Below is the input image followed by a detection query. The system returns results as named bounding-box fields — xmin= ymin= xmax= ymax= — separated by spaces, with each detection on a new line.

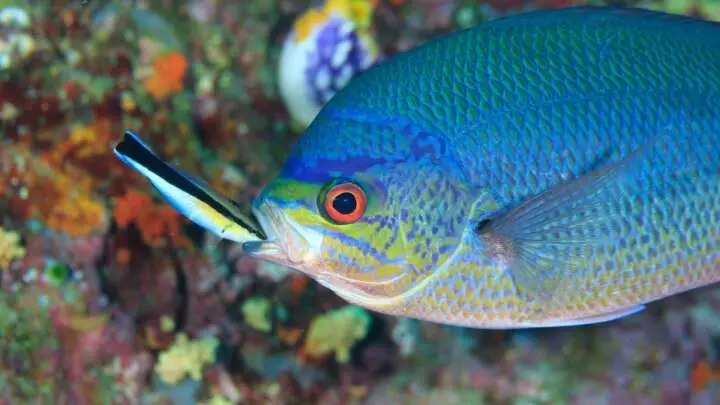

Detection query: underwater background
xmin=1 ymin=0 xmax=720 ymax=404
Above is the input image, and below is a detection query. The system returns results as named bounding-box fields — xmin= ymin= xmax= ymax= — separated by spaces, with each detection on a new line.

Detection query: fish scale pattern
xmin=276 ymin=8 xmax=720 ymax=326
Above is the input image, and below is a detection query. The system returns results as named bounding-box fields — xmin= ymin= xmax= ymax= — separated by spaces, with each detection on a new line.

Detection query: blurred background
xmin=1 ymin=0 xmax=720 ymax=404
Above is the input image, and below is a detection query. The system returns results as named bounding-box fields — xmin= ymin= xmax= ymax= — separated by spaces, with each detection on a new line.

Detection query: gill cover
xmin=251 ymin=163 xmax=480 ymax=310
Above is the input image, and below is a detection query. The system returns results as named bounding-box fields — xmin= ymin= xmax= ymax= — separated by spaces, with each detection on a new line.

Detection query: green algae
xmin=0 ymin=291 xmax=57 ymax=403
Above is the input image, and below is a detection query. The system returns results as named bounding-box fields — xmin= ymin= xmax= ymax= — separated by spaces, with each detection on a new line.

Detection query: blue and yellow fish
xmin=115 ymin=7 xmax=720 ymax=329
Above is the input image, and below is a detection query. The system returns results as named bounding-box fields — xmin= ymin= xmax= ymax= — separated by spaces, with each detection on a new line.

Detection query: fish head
xmin=244 ymin=145 xmax=477 ymax=308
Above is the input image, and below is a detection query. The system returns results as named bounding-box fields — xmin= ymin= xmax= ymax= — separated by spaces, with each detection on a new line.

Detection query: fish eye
xmin=320 ymin=179 xmax=367 ymax=224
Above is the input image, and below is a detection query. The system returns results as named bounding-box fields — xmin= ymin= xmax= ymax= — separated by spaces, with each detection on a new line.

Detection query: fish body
xmin=117 ymin=7 xmax=720 ymax=329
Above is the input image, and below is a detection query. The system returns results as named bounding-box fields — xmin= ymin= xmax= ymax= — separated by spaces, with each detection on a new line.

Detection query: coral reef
xmin=1 ymin=0 xmax=720 ymax=404
xmin=0 ymin=227 xmax=24 ymax=269
xmin=155 ymin=333 xmax=220 ymax=385
xmin=242 ymin=296 xmax=273 ymax=333
xmin=302 ymin=305 xmax=372 ymax=363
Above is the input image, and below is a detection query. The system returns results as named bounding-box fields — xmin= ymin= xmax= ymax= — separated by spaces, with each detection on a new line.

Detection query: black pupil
xmin=332 ymin=192 xmax=357 ymax=215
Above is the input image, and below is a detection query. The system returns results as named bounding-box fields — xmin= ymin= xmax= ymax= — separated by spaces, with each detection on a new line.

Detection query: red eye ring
xmin=322 ymin=181 xmax=367 ymax=224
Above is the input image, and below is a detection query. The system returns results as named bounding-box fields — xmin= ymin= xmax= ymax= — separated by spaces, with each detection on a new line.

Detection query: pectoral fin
xmin=474 ymin=142 xmax=650 ymax=303
xmin=113 ymin=131 xmax=266 ymax=243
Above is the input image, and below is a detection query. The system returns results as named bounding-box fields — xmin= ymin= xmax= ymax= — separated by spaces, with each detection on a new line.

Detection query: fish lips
xmin=242 ymin=200 xmax=284 ymax=261
xmin=242 ymin=198 xmax=323 ymax=271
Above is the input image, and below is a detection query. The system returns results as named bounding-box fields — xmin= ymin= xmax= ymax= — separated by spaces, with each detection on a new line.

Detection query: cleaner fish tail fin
xmin=113 ymin=131 xmax=266 ymax=243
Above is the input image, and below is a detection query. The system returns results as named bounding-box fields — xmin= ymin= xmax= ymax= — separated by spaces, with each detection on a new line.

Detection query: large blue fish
xmin=115 ymin=7 xmax=720 ymax=328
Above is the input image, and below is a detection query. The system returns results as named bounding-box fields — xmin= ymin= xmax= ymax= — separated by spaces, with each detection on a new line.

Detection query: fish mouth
xmin=242 ymin=198 xmax=323 ymax=271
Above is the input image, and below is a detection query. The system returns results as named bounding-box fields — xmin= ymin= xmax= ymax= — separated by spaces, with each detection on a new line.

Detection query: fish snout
xmin=244 ymin=198 xmax=325 ymax=272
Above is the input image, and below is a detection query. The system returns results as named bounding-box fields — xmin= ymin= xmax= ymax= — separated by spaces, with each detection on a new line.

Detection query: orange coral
xmin=113 ymin=190 xmax=151 ymax=229
xmin=46 ymin=119 xmax=128 ymax=184
xmin=47 ymin=121 xmax=103 ymax=161
xmin=3 ymin=119 xmax=136 ymax=237
xmin=43 ymin=152 xmax=108 ymax=237
xmin=45 ymin=190 xmax=108 ymax=237
xmin=113 ymin=189 xmax=190 ymax=248
xmin=1 ymin=143 xmax=108 ymax=236
xmin=143 ymin=51 xmax=188 ymax=101
xmin=691 ymin=360 xmax=720 ymax=392
xmin=67 ymin=120 xmax=111 ymax=158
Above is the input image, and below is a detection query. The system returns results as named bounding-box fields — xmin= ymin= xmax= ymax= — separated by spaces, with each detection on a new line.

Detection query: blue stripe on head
xmin=281 ymin=155 xmax=390 ymax=182
xmin=279 ymin=107 xmax=469 ymax=184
